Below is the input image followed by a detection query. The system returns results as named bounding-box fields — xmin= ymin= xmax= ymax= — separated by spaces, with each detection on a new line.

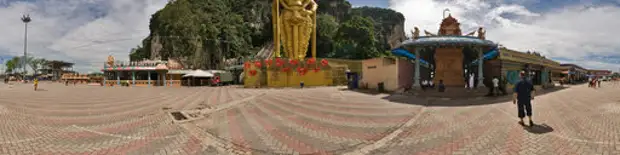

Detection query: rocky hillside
xmin=129 ymin=0 xmax=407 ymax=69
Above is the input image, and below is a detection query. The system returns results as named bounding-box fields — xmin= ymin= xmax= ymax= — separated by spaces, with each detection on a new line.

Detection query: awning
xmin=167 ymin=70 xmax=193 ymax=75
xmin=182 ymin=70 xmax=214 ymax=78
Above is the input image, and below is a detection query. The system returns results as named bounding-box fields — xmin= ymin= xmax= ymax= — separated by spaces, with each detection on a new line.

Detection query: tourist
xmin=33 ymin=78 xmax=39 ymax=91
xmin=513 ymin=71 xmax=536 ymax=126
xmin=598 ymin=78 xmax=601 ymax=88
xmin=421 ymin=80 xmax=428 ymax=90
xmin=438 ymin=80 xmax=445 ymax=92
xmin=429 ymin=80 xmax=434 ymax=88
xmin=492 ymin=76 xmax=500 ymax=96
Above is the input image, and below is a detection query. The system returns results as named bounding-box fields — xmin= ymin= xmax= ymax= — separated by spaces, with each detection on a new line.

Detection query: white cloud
xmin=0 ymin=0 xmax=168 ymax=72
xmin=390 ymin=0 xmax=620 ymax=71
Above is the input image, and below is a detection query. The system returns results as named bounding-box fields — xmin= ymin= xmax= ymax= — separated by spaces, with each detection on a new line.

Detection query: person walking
xmin=33 ymin=78 xmax=39 ymax=91
xmin=597 ymin=78 xmax=601 ymax=88
xmin=513 ymin=71 xmax=536 ymax=126
xmin=492 ymin=76 xmax=500 ymax=96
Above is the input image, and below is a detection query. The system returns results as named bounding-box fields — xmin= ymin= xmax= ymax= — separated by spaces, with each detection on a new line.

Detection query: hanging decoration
xmin=254 ymin=61 xmax=262 ymax=68
xmin=249 ymin=70 xmax=257 ymax=76
xmin=313 ymin=67 xmax=321 ymax=72
xmin=289 ymin=59 xmax=299 ymax=66
xmin=297 ymin=67 xmax=306 ymax=75
xmin=275 ymin=58 xmax=284 ymax=67
xmin=281 ymin=67 xmax=290 ymax=72
xmin=320 ymin=59 xmax=329 ymax=66
xmin=306 ymin=58 xmax=316 ymax=64
xmin=276 ymin=58 xmax=282 ymax=64
xmin=244 ymin=62 xmax=252 ymax=69
xmin=265 ymin=59 xmax=273 ymax=67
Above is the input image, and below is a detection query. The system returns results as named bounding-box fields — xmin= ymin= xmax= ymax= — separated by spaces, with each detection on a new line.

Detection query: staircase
xmin=254 ymin=41 xmax=275 ymax=59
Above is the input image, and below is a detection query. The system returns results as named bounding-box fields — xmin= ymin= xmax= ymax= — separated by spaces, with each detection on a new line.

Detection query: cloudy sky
xmin=0 ymin=0 xmax=619 ymax=72
xmin=384 ymin=0 xmax=620 ymax=71
xmin=0 ymin=0 xmax=168 ymax=73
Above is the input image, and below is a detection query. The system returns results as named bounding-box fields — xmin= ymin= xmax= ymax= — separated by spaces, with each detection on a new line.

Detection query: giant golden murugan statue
xmin=272 ymin=0 xmax=317 ymax=60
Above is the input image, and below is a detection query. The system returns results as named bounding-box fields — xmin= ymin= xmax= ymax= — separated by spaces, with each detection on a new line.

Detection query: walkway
xmin=0 ymin=82 xmax=618 ymax=154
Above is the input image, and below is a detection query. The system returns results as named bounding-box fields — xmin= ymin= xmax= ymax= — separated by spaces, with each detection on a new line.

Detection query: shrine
xmin=391 ymin=13 xmax=564 ymax=94
xmin=392 ymin=13 xmax=497 ymax=88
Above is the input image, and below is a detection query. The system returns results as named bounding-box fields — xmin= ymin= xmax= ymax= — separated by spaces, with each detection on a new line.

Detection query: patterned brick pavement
xmin=0 ymin=82 xmax=619 ymax=154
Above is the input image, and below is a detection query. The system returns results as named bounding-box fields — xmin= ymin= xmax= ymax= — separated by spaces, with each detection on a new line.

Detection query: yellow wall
xmin=266 ymin=69 xmax=333 ymax=87
xmin=361 ymin=58 xmax=399 ymax=91
xmin=243 ymin=63 xmax=333 ymax=88
xmin=243 ymin=65 xmax=263 ymax=88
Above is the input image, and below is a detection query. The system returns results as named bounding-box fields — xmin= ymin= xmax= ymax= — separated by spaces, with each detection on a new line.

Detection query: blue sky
xmin=0 ymin=0 xmax=619 ymax=72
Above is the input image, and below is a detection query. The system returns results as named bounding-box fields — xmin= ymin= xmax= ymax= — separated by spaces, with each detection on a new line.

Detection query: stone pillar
xmin=116 ymin=71 xmax=120 ymax=86
xmin=477 ymin=48 xmax=485 ymax=88
xmin=131 ymin=71 xmax=136 ymax=86
xmin=147 ymin=71 xmax=151 ymax=87
xmin=163 ymin=74 xmax=167 ymax=86
xmin=413 ymin=48 xmax=421 ymax=88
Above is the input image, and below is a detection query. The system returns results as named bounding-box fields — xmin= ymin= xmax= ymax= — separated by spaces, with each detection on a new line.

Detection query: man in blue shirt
xmin=513 ymin=71 xmax=536 ymax=126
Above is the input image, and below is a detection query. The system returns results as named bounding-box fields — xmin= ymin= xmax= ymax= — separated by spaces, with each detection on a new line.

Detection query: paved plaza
xmin=0 ymin=82 xmax=619 ymax=155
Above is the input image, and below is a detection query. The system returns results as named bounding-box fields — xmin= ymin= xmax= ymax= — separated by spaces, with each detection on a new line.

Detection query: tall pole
xmin=21 ymin=14 xmax=31 ymax=75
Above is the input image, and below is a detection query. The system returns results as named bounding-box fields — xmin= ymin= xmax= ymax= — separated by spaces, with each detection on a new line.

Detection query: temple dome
xmin=440 ymin=14 xmax=459 ymax=27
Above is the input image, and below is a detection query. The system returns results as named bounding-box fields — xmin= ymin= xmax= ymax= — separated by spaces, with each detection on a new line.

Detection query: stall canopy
xmin=182 ymin=70 xmax=214 ymax=78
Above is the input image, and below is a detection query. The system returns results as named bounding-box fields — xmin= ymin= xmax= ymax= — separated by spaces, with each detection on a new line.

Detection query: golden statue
xmin=273 ymin=0 xmax=317 ymax=60
xmin=477 ymin=27 xmax=486 ymax=40
xmin=106 ymin=55 xmax=115 ymax=67
xmin=411 ymin=27 xmax=420 ymax=39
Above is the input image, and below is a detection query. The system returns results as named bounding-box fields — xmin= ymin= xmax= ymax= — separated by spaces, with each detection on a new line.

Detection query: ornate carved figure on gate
xmin=438 ymin=14 xmax=462 ymax=36
xmin=279 ymin=0 xmax=317 ymax=60
xmin=106 ymin=55 xmax=115 ymax=67
xmin=477 ymin=27 xmax=486 ymax=40
xmin=411 ymin=27 xmax=420 ymax=39
xmin=424 ymin=30 xmax=437 ymax=36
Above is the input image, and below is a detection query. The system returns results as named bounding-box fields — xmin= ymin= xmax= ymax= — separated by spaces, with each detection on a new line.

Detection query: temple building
xmin=382 ymin=13 xmax=563 ymax=94
xmin=484 ymin=48 xmax=562 ymax=89
xmin=560 ymin=64 xmax=588 ymax=84
xmin=588 ymin=69 xmax=612 ymax=79
xmin=101 ymin=56 xmax=190 ymax=87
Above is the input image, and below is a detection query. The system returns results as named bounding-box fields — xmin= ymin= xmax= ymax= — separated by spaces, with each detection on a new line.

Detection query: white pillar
xmin=477 ymin=48 xmax=485 ymax=88
xmin=147 ymin=71 xmax=151 ymax=87
xmin=413 ymin=48 xmax=421 ymax=88
xmin=163 ymin=74 xmax=167 ymax=86
xmin=116 ymin=71 xmax=120 ymax=85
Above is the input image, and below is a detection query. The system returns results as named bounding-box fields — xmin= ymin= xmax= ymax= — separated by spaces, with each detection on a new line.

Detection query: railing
xmin=168 ymin=80 xmax=182 ymax=87
xmin=103 ymin=80 xmax=183 ymax=87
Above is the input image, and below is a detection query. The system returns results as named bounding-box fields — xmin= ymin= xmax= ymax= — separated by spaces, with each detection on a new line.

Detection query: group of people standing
xmin=589 ymin=78 xmax=602 ymax=88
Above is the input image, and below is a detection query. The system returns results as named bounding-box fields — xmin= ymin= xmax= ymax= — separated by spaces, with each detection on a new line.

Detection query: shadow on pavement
xmin=523 ymin=123 xmax=554 ymax=134
xmin=342 ymin=86 xmax=569 ymax=107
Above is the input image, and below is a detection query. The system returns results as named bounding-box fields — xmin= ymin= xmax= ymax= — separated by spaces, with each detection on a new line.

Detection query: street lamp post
xmin=21 ymin=14 xmax=31 ymax=75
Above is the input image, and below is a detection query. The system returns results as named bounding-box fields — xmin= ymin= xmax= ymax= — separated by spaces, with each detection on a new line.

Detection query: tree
xmin=4 ymin=56 xmax=22 ymax=74
xmin=27 ymin=57 xmax=47 ymax=75
xmin=333 ymin=16 xmax=381 ymax=59
xmin=315 ymin=14 xmax=339 ymax=58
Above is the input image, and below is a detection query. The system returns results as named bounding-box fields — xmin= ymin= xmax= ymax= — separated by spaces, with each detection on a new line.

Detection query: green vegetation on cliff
xmin=131 ymin=0 xmax=406 ymax=69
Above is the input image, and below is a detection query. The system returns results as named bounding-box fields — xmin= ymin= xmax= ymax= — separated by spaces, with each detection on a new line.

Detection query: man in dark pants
xmin=513 ymin=72 xmax=536 ymax=126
